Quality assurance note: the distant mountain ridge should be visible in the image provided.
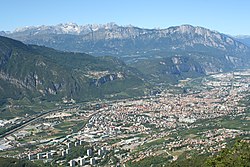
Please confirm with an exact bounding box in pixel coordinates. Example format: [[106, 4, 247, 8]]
[[4, 23, 249, 56], [234, 35, 250, 47]]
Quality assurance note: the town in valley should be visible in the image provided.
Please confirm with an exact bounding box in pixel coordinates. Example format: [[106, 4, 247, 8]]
[[0, 69, 249, 166]]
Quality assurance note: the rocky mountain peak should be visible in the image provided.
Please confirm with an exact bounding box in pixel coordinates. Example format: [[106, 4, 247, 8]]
[[11, 22, 121, 35], [176, 24, 195, 33]]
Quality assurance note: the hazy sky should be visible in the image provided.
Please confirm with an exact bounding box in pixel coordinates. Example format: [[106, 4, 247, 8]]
[[1, 0, 249, 35]]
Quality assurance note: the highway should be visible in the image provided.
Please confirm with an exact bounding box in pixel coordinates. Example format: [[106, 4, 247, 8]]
[[0, 100, 108, 139], [0, 106, 78, 139]]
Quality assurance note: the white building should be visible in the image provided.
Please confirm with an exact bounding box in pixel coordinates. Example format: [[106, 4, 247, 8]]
[[37, 153, 42, 159], [75, 157, 85, 166], [69, 160, 76, 167], [87, 149, 93, 156], [61, 150, 66, 157], [90, 158, 96, 165]]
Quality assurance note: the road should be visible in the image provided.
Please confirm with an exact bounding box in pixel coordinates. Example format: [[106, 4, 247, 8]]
[[0, 105, 78, 139], [0, 100, 106, 139]]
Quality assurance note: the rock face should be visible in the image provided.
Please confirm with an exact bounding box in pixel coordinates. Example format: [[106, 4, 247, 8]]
[[91, 73, 124, 86], [169, 56, 205, 75], [0, 36, 146, 101]]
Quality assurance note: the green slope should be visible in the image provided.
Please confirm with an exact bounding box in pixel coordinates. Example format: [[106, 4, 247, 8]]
[[0, 36, 148, 107]]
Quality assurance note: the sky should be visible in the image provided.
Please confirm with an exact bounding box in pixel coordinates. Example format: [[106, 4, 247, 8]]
[[1, 0, 249, 35]]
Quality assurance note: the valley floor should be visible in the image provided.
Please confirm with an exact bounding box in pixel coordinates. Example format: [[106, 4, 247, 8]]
[[0, 69, 250, 166]]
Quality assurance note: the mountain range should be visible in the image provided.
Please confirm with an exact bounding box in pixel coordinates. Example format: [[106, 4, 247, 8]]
[[2, 23, 250, 82], [3, 23, 249, 56], [1, 23, 250, 111]]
